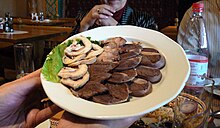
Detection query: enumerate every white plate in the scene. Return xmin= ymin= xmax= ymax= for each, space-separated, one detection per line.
xmin=41 ymin=25 xmax=190 ymax=119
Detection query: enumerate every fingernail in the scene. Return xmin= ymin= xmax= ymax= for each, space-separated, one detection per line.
xmin=105 ymin=16 xmax=108 ymax=18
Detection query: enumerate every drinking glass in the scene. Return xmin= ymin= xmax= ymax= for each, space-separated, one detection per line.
xmin=14 ymin=43 xmax=35 ymax=79
xmin=172 ymin=77 xmax=213 ymax=128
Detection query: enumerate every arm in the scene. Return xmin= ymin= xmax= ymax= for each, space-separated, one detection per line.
xmin=0 ymin=69 xmax=62 ymax=128
xmin=71 ymin=4 xmax=116 ymax=35
xmin=57 ymin=111 xmax=141 ymax=128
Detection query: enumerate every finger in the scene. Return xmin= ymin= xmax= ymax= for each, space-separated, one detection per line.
xmin=35 ymin=104 xmax=63 ymax=125
xmin=99 ymin=4 xmax=116 ymax=13
xmin=0 ymin=77 xmax=42 ymax=97
xmin=97 ymin=8 xmax=114 ymax=17
xmin=16 ymin=68 xmax=42 ymax=82
xmin=58 ymin=112 xmax=141 ymax=128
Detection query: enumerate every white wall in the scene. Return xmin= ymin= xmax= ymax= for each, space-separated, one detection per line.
xmin=0 ymin=0 xmax=28 ymax=18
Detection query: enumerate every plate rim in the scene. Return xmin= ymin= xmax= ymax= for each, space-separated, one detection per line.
xmin=41 ymin=25 xmax=190 ymax=119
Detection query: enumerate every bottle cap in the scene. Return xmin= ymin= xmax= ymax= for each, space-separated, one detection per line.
xmin=192 ymin=2 xmax=204 ymax=12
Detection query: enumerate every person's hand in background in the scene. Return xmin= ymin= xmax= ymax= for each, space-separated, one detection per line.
xmin=57 ymin=111 xmax=141 ymax=128
xmin=0 ymin=69 xmax=62 ymax=128
xmin=79 ymin=4 xmax=116 ymax=32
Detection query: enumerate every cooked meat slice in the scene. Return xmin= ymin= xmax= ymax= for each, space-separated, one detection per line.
xmin=89 ymin=72 xmax=112 ymax=82
xmin=115 ymin=56 xmax=142 ymax=71
xmin=97 ymin=48 xmax=120 ymax=62
xmin=58 ymin=64 xmax=88 ymax=80
xmin=120 ymin=51 xmax=140 ymax=60
xmin=107 ymin=68 xmax=137 ymax=83
xmin=106 ymin=83 xmax=129 ymax=100
xmin=61 ymin=71 xmax=90 ymax=90
xmin=120 ymin=44 xmax=143 ymax=54
xmin=92 ymin=83 xmax=129 ymax=105
xmin=136 ymin=65 xmax=162 ymax=83
xmin=101 ymin=37 xmax=126 ymax=48
xmin=140 ymin=48 xmax=166 ymax=69
xmin=89 ymin=62 xmax=119 ymax=73
xmin=77 ymin=81 xmax=108 ymax=99
xmin=64 ymin=36 xmax=92 ymax=56
xmin=129 ymin=78 xmax=152 ymax=97
xmin=92 ymin=94 xmax=125 ymax=105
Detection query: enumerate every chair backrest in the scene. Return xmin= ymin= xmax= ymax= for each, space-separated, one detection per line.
xmin=65 ymin=0 xmax=178 ymax=30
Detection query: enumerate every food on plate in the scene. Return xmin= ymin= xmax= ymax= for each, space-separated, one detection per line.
xmin=42 ymin=36 xmax=166 ymax=105
xmin=107 ymin=68 xmax=137 ymax=84
xmin=140 ymin=48 xmax=166 ymax=69
xmin=58 ymin=64 xmax=88 ymax=79
xmin=129 ymin=78 xmax=152 ymax=97
xmin=136 ymin=65 xmax=162 ymax=83
xmin=114 ymin=56 xmax=142 ymax=71
xmin=93 ymin=83 xmax=130 ymax=105
xmin=64 ymin=36 xmax=92 ymax=56
xmin=61 ymin=71 xmax=90 ymax=90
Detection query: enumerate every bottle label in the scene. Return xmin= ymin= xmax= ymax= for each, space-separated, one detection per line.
xmin=186 ymin=54 xmax=208 ymax=85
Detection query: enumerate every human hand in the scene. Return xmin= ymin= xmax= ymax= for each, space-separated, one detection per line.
xmin=57 ymin=111 xmax=141 ymax=128
xmin=79 ymin=4 xmax=116 ymax=32
xmin=96 ymin=16 xmax=118 ymax=26
xmin=0 ymin=69 xmax=62 ymax=128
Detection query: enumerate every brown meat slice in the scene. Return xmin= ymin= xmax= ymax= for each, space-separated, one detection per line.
xmin=140 ymin=48 xmax=166 ymax=69
xmin=129 ymin=78 xmax=152 ymax=97
xmin=106 ymin=83 xmax=129 ymax=100
xmin=92 ymin=83 xmax=129 ymax=105
xmin=89 ymin=72 xmax=111 ymax=82
xmin=89 ymin=62 xmax=119 ymax=73
xmin=101 ymin=37 xmax=126 ymax=48
xmin=115 ymin=56 xmax=142 ymax=71
xmin=107 ymin=68 xmax=137 ymax=83
xmin=136 ymin=65 xmax=162 ymax=83
xmin=120 ymin=44 xmax=143 ymax=54
xmin=77 ymin=81 xmax=108 ymax=99
xmin=120 ymin=51 xmax=140 ymax=60
xmin=92 ymin=94 xmax=124 ymax=105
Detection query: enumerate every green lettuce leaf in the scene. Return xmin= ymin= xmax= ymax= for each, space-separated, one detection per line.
xmin=42 ymin=41 xmax=72 ymax=82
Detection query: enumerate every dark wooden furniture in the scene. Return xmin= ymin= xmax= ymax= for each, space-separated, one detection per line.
xmin=0 ymin=25 xmax=70 ymax=43
xmin=160 ymin=26 xmax=178 ymax=41
xmin=13 ymin=18 xmax=76 ymax=27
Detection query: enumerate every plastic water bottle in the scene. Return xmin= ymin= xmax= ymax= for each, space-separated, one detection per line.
xmin=181 ymin=2 xmax=209 ymax=86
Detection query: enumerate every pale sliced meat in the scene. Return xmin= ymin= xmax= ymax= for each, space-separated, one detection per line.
xmin=58 ymin=64 xmax=88 ymax=80
xmin=61 ymin=71 xmax=90 ymax=90
xmin=64 ymin=36 xmax=92 ymax=56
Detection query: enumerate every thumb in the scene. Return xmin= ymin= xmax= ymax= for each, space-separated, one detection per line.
xmin=26 ymin=104 xmax=63 ymax=127
xmin=35 ymin=104 xmax=62 ymax=124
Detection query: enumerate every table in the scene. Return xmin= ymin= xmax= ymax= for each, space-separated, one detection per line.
xmin=0 ymin=25 xmax=71 ymax=43
xmin=0 ymin=25 xmax=73 ymax=79
xmin=13 ymin=18 xmax=76 ymax=27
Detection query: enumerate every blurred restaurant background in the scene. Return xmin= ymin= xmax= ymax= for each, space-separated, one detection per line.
xmin=0 ymin=0 xmax=199 ymax=83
